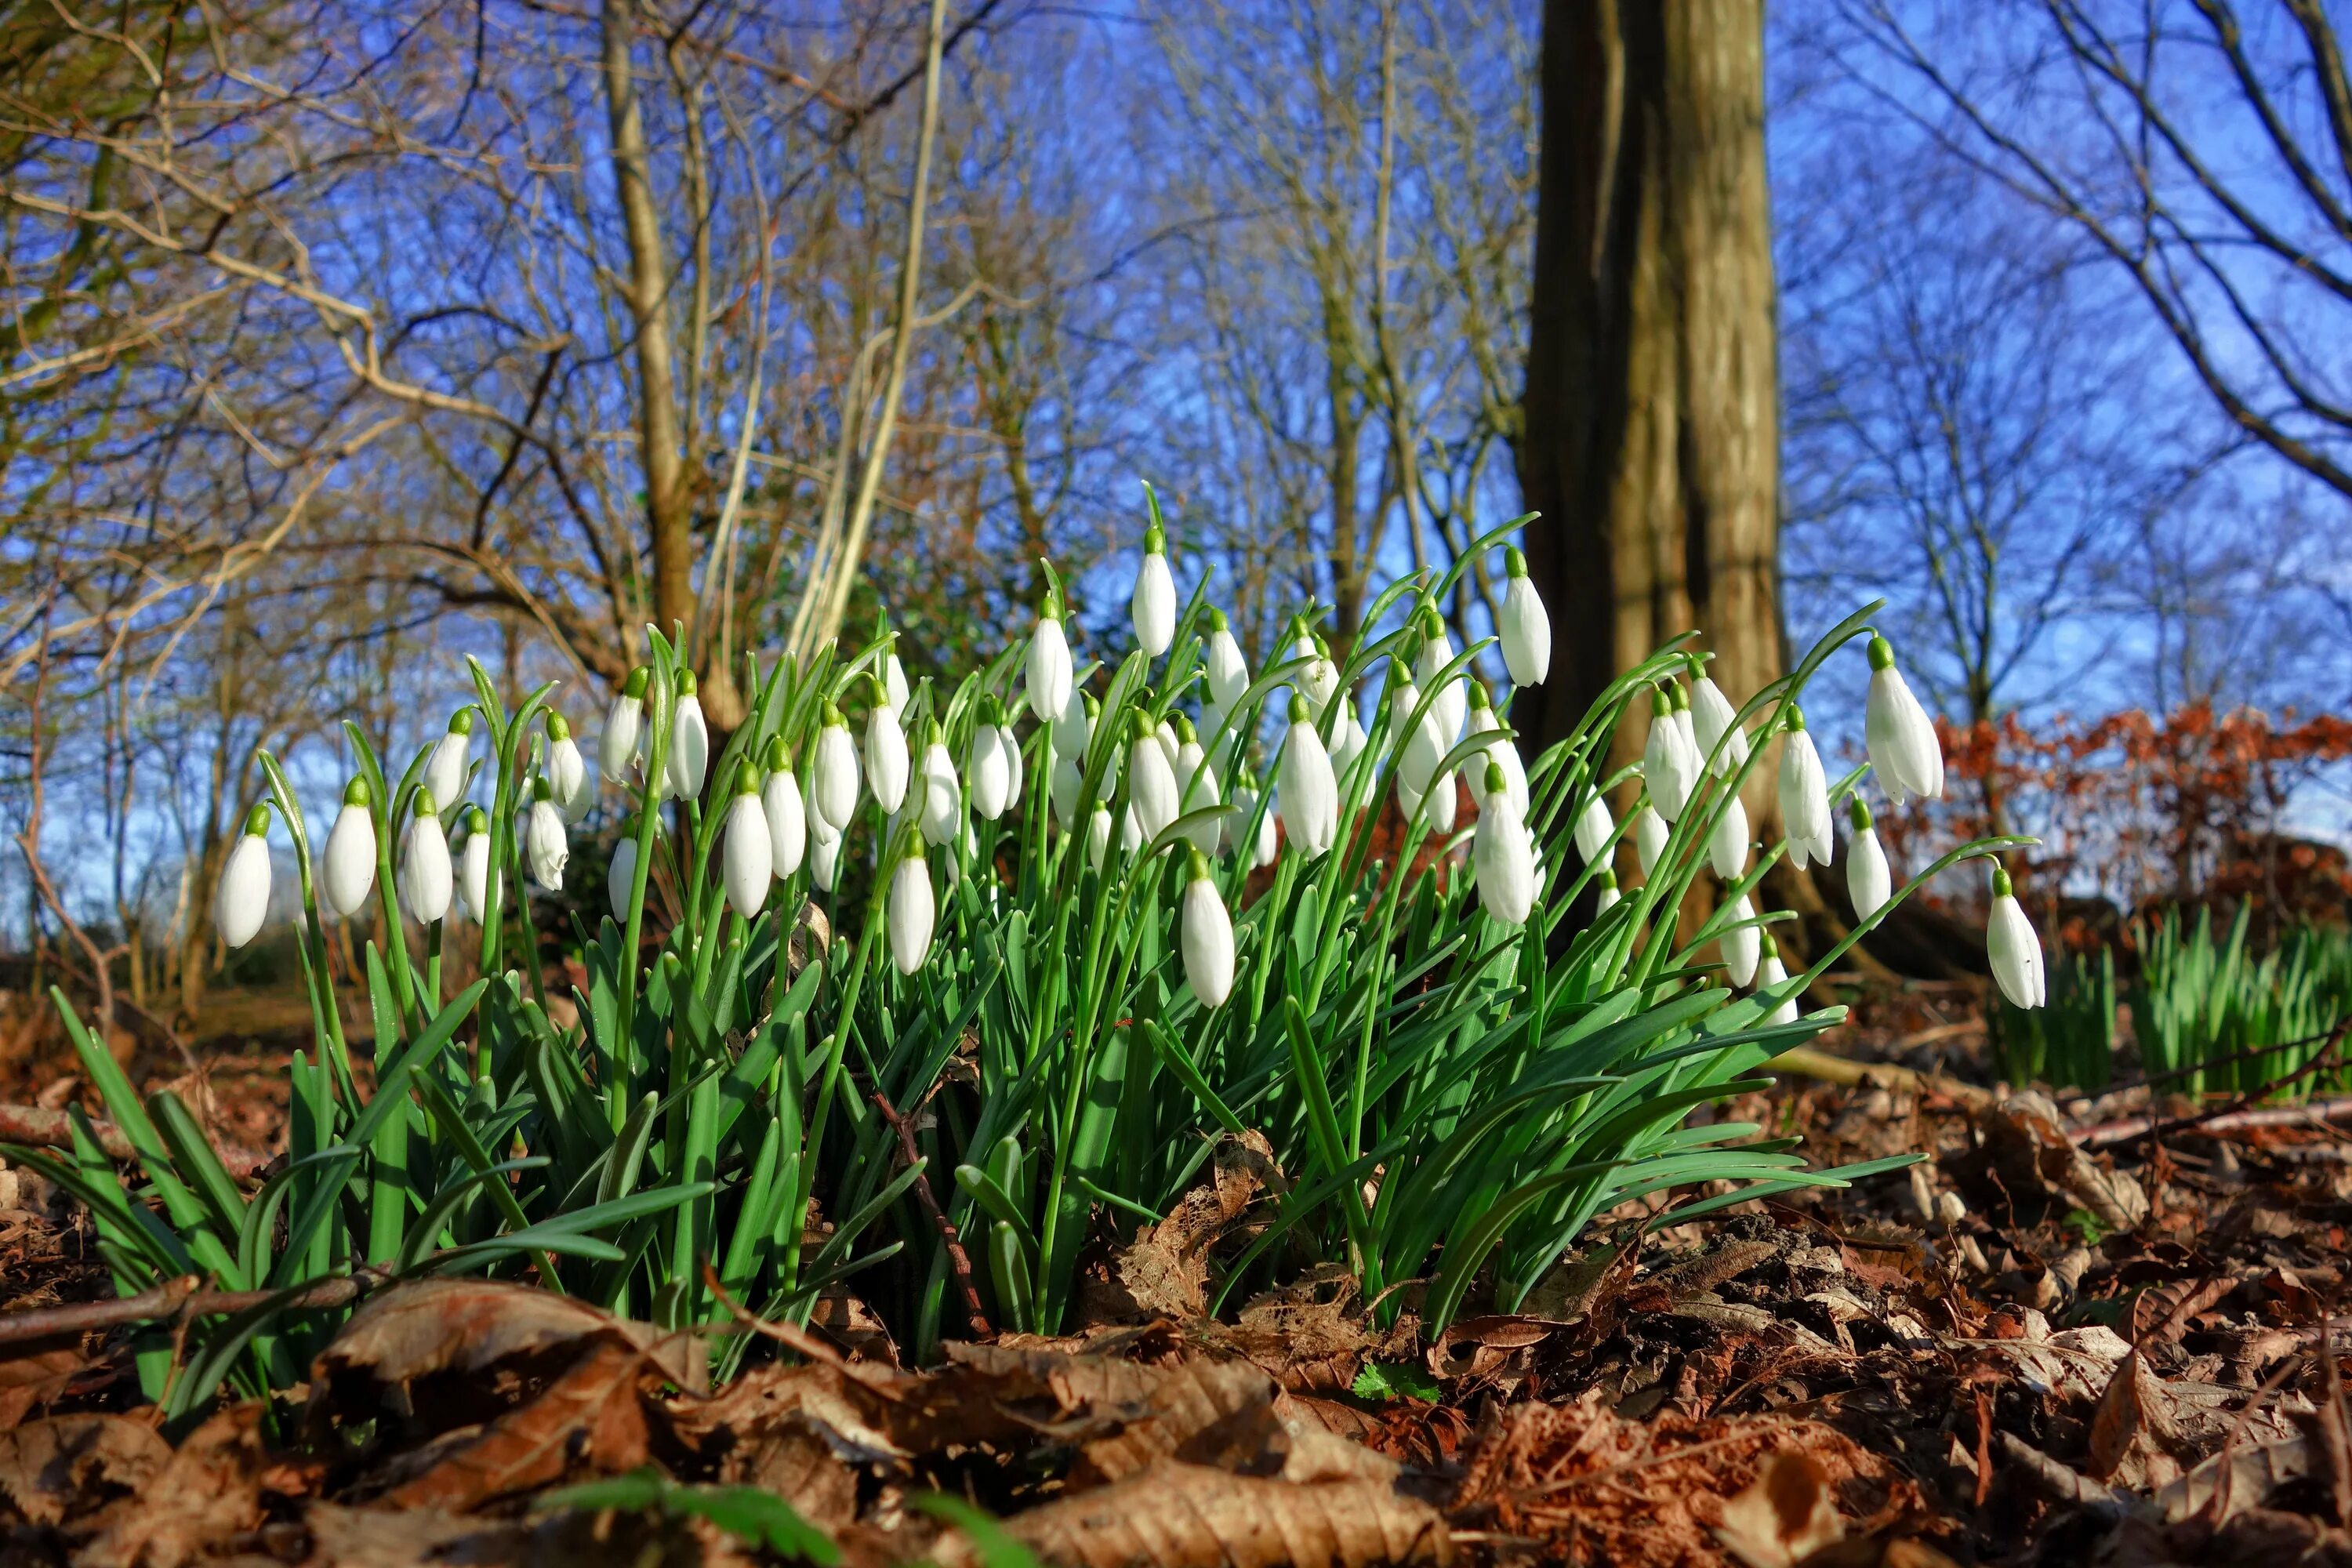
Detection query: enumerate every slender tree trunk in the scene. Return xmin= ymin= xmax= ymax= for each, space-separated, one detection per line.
xmin=1514 ymin=0 xmax=1782 ymax=765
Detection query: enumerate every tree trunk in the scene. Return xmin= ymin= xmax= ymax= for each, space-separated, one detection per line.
xmin=1513 ymin=0 xmax=1781 ymax=765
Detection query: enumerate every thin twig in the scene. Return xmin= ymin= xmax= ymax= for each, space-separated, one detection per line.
xmin=2078 ymin=1018 xmax=2352 ymax=1149
xmin=0 ymin=1269 xmax=380 ymax=1348
xmin=0 ymin=1104 xmax=268 ymax=1174
xmin=870 ymin=1087 xmax=991 ymax=1339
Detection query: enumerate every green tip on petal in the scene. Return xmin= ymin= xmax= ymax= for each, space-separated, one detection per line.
xmin=241 ymin=802 xmax=272 ymax=837
xmin=763 ymin=735 xmax=789 ymax=771
xmin=1785 ymin=703 xmax=1808 ymax=734
xmin=1650 ymin=687 xmax=1672 ymax=717
xmin=1849 ymin=795 xmax=1873 ymax=829
xmin=1485 ymin=760 xmax=1508 ymax=794
xmin=545 ymin=710 xmax=571 ymax=742
xmin=464 ymin=805 xmax=488 ymax=833
xmin=1598 ymin=868 xmax=1617 ymax=890
xmin=412 ymin=789 xmax=439 ymax=819
xmin=1187 ymin=845 xmax=1212 ymax=881
xmin=1287 ymin=694 xmax=1311 ymax=724
xmin=1990 ymin=864 xmax=2014 ymax=898
xmin=675 ymin=667 xmax=699 ymax=697
xmin=622 ymin=666 xmax=650 ymax=699
xmin=1867 ymin=634 xmax=1895 ymax=671
xmin=821 ymin=699 xmax=844 ymax=727
xmin=342 ymin=777 xmax=371 ymax=808
xmin=1144 ymin=525 xmax=1165 ymax=554
xmin=737 ymin=763 xmax=761 ymax=794
xmin=1172 ymin=712 xmax=1196 ymax=743
xmin=532 ymin=776 xmax=553 ymax=802
xmin=447 ymin=708 xmax=475 ymax=735
xmin=1504 ymin=546 xmax=1528 ymax=578
xmin=1207 ymin=607 xmax=1229 ymax=631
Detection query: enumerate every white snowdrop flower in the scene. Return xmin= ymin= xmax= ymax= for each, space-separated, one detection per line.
xmin=884 ymin=649 xmax=910 ymax=715
xmin=1027 ymin=593 xmax=1073 ymax=723
xmin=1120 ymin=804 xmax=1143 ymax=855
xmin=1720 ymin=894 xmax=1760 ymax=987
xmin=760 ymin=739 xmax=805 ymax=877
xmin=968 ymin=702 xmax=1014 ymax=822
xmin=1864 ymin=634 xmax=1944 ymax=804
xmin=1204 ymin=608 xmax=1249 ymax=709
xmin=887 ymin=838 xmax=936 ymax=975
xmin=720 ymin=768 xmax=772 ymax=920
xmin=1497 ymin=546 xmax=1550 ymax=688
xmin=998 ymin=720 xmax=1024 ymax=811
xmin=1688 ymin=661 xmax=1749 ymax=778
xmin=1131 ymin=525 xmax=1177 ymax=657
xmin=524 ymin=779 xmax=569 ymax=891
xmin=1278 ymin=695 xmax=1339 ymax=859
xmin=1087 ymin=805 xmax=1114 ymax=872
xmin=1756 ymin=934 xmax=1798 ymax=1025
xmin=1671 ymin=683 xmax=1699 ymax=772
xmin=398 ymin=790 xmax=455 ymax=924
xmin=1846 ymin=797 xmax=1891 ymax=922
xmin=1414 ymin=612 xmax=1465 ymax=753
xmin=668 ymin=670 xmax=710 ymax=802
xmin=811 ymin=702 xmax=860 ymax=832
xmin=1304 ymin=634 xmax=1340 ymax=717
xmin=1129 ymin=712 xmax=1180 ymax=846
xmin=321 ymin=779 xmax=377 ymax=919
xmin=1642 ymin=687 xmax=1698 ymax=822
xmin=1330 ymin=702 xmax=1369 ymax=783
xmin=1464 ymin=684 xmax=1529 ymax=818
xmin=1474 ymin=762 xmax=1537 ymax=925
xmin=1777 ymin=706 xmax=1834 ymax=870
xmin=1386 ymin=667 xmax=1425 ymax=767
xmin=459 ymin=806 xmax=495 ymax=924
xmin=1250 ymin=787 xmax=1280 ymax=869
xmin=1634 ymin=800 xmax=1669 ymax=877
xmin=546 ymin=712 xmax=593 ymax=825
xmin=1708 ymin=792 xmax=1751 ymax=882
xmin=607 ymin=829 xmax=640 ymax=924
xmin=1426 ymin=770 xmax=1458 ymax=833
xmin=1573 ymin=790 xmax=1614 ymax=863
xmin=1986 ymin=864 xmax=2045 ymax=1009
xmin=600 ymin=667 xmax=648 ymax=784
xmin=423 ymin=710 xmax=474 ymax=816
xmin=1054 ymin=688 xmax=1093 ymax=762
xmin=1593 ymin=869 xmax=1621 ymax=916
xmin=864 ymin=684 xmax=909 ymax=815
xmin=1399 ymin=691 xmax=1448 ymax=801
xmin=1050 ymin=745 xmax=1085 ymax=829
xmin=1181 ymin=848 xmax=1236 ymax=1006
xmin=918 ymin=724 xmax=961 ymax=848
xmin=214 ymin=804 xmax=273 ymax=949
xmin=1155 ymin=717 xmax=1181 ymax=775
xmin=810 ymin=816 xmax=844 ymax=893
xmin=1172 ymin=715 xmax=1221 ymax=854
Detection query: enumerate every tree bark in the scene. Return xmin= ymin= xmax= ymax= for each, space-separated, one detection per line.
xmin=1514 ymin=0 xmax=1782 ymax=766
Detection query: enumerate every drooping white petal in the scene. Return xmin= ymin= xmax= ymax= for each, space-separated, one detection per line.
xmin=1594 ymin=873 xmax=1622 ymax=916
xmin=214 ymin=829 xmax=272 ymax=949
xmin=423 ymin=726 xmax=470 ymax=815
xmin=1414 ymin=624 xmax=1465 ymax=754
xmin=884 ymin=652 xmax=910 ymax=714
xmin=1864 ymin=638 xmax=1945 ymax=804
xmin=549 ymin=733 xmax=593 ymax=824
xmin=600 ymin=681 xmax=646 ymax=783
xmin=1474 ymin=779 xmax=1537 ymax=924
xmin=887 ymin=848 xmax=936 ymax=975
xmin=1643 ymin=693 xmax=1698 ymax=822
xmin=1720 ymin=895 xmax=1760 ymax=987
xmin=525 ymin=797 xmax=569 ymax=891
xmin=1176 ymin=737 xmax=1220 ymax=853
xmin=810 ymin=818 xmax=844 ymax=892
xmin=1573 ymin=792 xmax=1615 ymax=863
xmin=1205 ymin=616 xmax=1249 ymax=709
xmin=1087 ymin=805 xmax=1113 ymax=871
xmin=1757 ymin=943 xmax=1797 ymax=1025
xmin=865 ymin=702 xmax=909 ymax=815
xmin=1498 ymin=548 xmax=1551 ymax=688
xmin=669 ymin=692 xmax=710 ymax=801
xmin=322 ymin=800 xmax=377 ymax=918
xmin=1028 ymin=614 xmax=1073 ymax=723
xmin=1690 ymin=674 xmax=1749 ymax=779
xmin=919 ymin=740 xmax=960 ymax=848
xmin=720 ymin=789 xmax=772 ymax=919
xmin=1634 ymin=801 xmax=1669 ymax=877
xmin=460 ymin=824 xmax=495 ymax=923
xmin=1847 ymin=810 xmax=1891 ymax=922
xmin=1132 ymin=541 xmax=1176 ymax=656
xmin=1181 ymin=858 xmax=1236 ymax=1007
xmin=1708 ymin=793 xmax=1751 ymax=882
xmin=813 ymin=717 xmax=860 ymax=831
xmin=1053 ymin=688 xmax=1091 ymax=759
xmin=1777 ymin=721 xmax=1834 ymax=870
xmin=1129 ymin=720 xmax=1181 ymax=848
xmin=998 ymin=724 xmax=1024 ymax=811
xmin=1425 ymin=770 xmax=1458 ymax=833
xmin=970 ymin=724 xmax=1013 ymax=821
xmin=1987 ymin=870 xmax=2045 ymax=1008
xmin=764 ymin=768 xmax=806 ymax=877
xmin=608 ymin=836 xmax=639 ymax=924
xmin=398 ymin=811 xmax=454 ymax=924
xmin=1276 ymin=700 xmax=1339 ymax=858
xmin=1050 ymin=745 xmax=1085 ymax=829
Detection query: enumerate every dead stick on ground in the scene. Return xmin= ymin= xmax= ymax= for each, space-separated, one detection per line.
xmin=2076 ymin=1095 xmax=2352 ymax=1149
xmin=870 ymin=1087 xmax=990 ymax=1339
xmin=0 ymin=1272 xmax=378 ymax=1348
xmin=1766 ymin=1045 xmax=1993 ymax=1108
xmin=0 ymin=1104 xmax=268 ymax=1174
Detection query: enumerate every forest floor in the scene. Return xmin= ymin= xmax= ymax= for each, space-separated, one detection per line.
xmin=2 ymin=985 xmax=2350 ymax=1567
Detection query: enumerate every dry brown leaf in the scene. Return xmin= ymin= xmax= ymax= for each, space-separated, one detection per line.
xmin=0 ymin=1339 xmax=86 ymax=1428
xmin=78 ymin=1401 xmax=268 ymax=1568
xmin=1102 ymin=1133 xmax=1279 ymax=1321
xmin=313 ymin=1276 xmax=706 ymax=1402
xmin=379 ymin=1338 xmax=652 ymax=1512
xmin=2087 ymin=1349 xmax=2183 ymax=1488
xmin=1715 ymin=1451 xmax=1843 ymax=1568
xmin=1074 ymin=1358 xmax=1285 ymax=1484
xmin=1977 ymin=1093 xmax=2149 ymax=1231
xmin=0 ymin=1413 xmax=169 ymax=1526
xmin=2154 ymin=1434 xmax=2317 ymax=1525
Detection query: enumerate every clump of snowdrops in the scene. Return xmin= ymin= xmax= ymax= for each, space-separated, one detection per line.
xmin=19 ymin=501 xmax=2040 ymax=1419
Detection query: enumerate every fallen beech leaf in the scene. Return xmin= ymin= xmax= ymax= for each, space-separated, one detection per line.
xmin=0 ymin=1340 xmax=86 ymax=1428
xmin=314 ymin=1277 xmax=706 ymax=1401
xmin=0 ymin=1413 xmax=169 ymax=1526
xmin=2155 ymin=1434 xmax=2316 ymax=1524
xmin=380 ymin=1338 xmax=652 ymax=1512
xmin=78 ymin=1402 xmax=268 ymax=1568
xmin=2087 ymin=1349 xmax=2182 ymax=1486
xmin=1075 ymin=1359 xmax=1285 ymax=1483
xmin=1103 ymin=1132 xmax=1279 ymax=1320
xmin=1715 ymin=1451 xmax=1842 ymax=1568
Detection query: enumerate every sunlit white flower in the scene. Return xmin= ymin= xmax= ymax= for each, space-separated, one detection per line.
xmin=887 ymin=839 xmax=936 ymax=975
xmin=998 ymin=720 xmax=1024 ymax=811
xmin=1688 ymin=661 xmax=1749 ymax=778
xmin=1987 ymin=864 xmax=2045 ymax=1009
xmin=1087 ymin=805 xmax=1114 ymax=872
xmin=1132 ymin=526 xmax=1176 ymax=656
xmin=1846 ymin=797 xmax=1890 ymax=922
xmin=459 ymin=806 xmax=495 ymax=923
xmin=322 ymin=779 xmax=376 ymax=919
xmin=1777 ymin=706 xmax=1833 ymax=870
xmin=884 ymin=650 xmax=910 ymax=714
xmin=1154 ymin=717 xmax=1181 ymax=775
xmin=1414 ymin=611 xmax=1465 ymax=753
xmin=720 ymin=770 xmax=772 ymax=920
xmin=1425 ymin=770 xmax=1458 ymax=833
xmin=1634 ymin=800 xmax=1669 ymax=877
xmin=1757 ymin=934 xmax=1797 ymax=1025
xmin=1864 ymin=634 xmax=1944 ymax=804
xmin=1278 ymin=695 xmax=1339 ymax=858
xmin=811 ymin=816 xmax=844 ymax=893
xmin=423 ymin=710 xmax=474 ymax=816
xmin=1720 ymin=894 xmax=1760 ymax=987
xmin=608 ymin=826 xmax=640 ymax=924
xmin=1054 ymin=688 xmax=1093 ymax=761
xmin=761 ymin=739 xmax=805 ymax=877
xmin=1464 ymin=684 xmax=1528 ymax=818
xmin=1498 ymin=546 xmax=1550 ymax=688
xmin=399 ymin=790 xmax=455 ymax=923
xmin=1643 ymin=687 xmax=1699 ymax=822
xmin=546 ymin=713 xmax=593 ymax=824
xmin=668 ymin=670 xmax=710 ymax=802
xmin=1028 ymin=593 xmax=1073 ymax=723
xmin=969 ymin=703 xmax=1014 ymax=822
xmin=1330 ymin=703 xmax=1368 ymax=783
xmin=1474 ymin=762 xmax=1537 ymax=924
xmin=214 ymin=804 xmax=273 ymax=949
xmin=1204 ymin=608 xmax=1249 ymax=709
xmin=1671 ymin=683 xmax=1699 ymax=774
xmin=811 ymin=702 xmax=859 ymax=832
xmin=1386 ymin=662 xmax=1425 ymax=767
xmin=1181 ymin=848 xmax=1236 ymax=1006
xmin=1708 ymin=791 xmax=1751 ymax=882
xmin=865 ymin=685 xmax=909 ymax=815
xmin=1573 ymin=790 xmax=1614 ymax=863
xmin=600 ymin=667 xmax=648 ymax=783
xmin=1250 ymin=786 xmax=1279 ymax=868
xmin=1129 ymin=712 xmax=1180 ymax=846
xmin=1304 ymin=634 xmax=1340 ymax=716
xmin=1050 ymin=745 xmax=1086 ymax=829
xmin=918 ymin=724 xmax=961 ymax=847
xmin=1173 ymin=715 xmax=1221 ymax=853
xmin=525 ymin=779 xmax=568 ymax=891
xmin=1594 ymin=868 xmax=1621 ymax=916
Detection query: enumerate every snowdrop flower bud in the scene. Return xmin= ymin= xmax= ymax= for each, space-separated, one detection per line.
xmin=1305 ymin=634 xmax=1340 ymax=716
xmin=1465 ymin=684 xmax=1528 ymax=817
xmin=1028 ymin=590 xmax=1073 ymax=723
xmin=1250 ymin=787 xmax=1279 ymax=869
xmin=608 ymin=826 xmax=641 ymax=924
xmin=1777 ymin=706 xmax=1833 ymax=870
xmin=1687 ymin=659 xmax=1748 ymax=778
xmin=1054 ymin=687 xmax=1092 ymax=761
xmin=423 ymin=710 xmax=474 ymax=816
xmin=1204 ymin=608 xmax=1249 ymax=709
xmin=1474 ymin=762 xmax=1536 ymax=925
xmin=811 ymin=701 xmax=860 ymax=832
xmin=399 ymin=790 xmax=454 ymax=923
xmin=1634 ymin=800 xmax=1669 ymax=877
xmin=1986 ymin=865 xmax=2045 ymax=1009
xmin=1050 ymin=745 xmax=1085 ymax=828
xmin=1154 ymin=717 xmax=1181 ymax=774
xmin=1181 ymin=848 xmax=1236 ymax=1006
xmin=1426 ymin=770 xmax=1458 ymax=833
xmin=884 ymin=649 xmax=910 ymax=715
xmin=1846 ymin=797 xmax=1890 ymax=921
xmin=525 ymin=777 xmax=569 ymax=891
xmin=760 ymin=738 xmax=805 ymax=877
xmin=322 ymin=779 xmax=376 ymax=918
xmin=459 ymin=806 xmax=494 ymax=923
xmin=1756 ymin=933 xmax=1797 ymax=1025
xmin=1594 ymin=868 xmax=1621 ymax=916
xmin=918 ymin=724 xmax=960 ymax=848
xmin=601 ymin=667 xmax=649 ymax=783
xmin=1173 ymin=716 xmax=1221 ymax=853
xmin=999 ymin=718 xmax=1024 ymax=811
xmin=721 ymin=768 xmax=772 ymax=920
xmin=1330 ymin=703 xmax=1368 ymax=782
xmin=1131 ymin=525 xmax=1176 ymax=657
xmin=1414 ymin=612 xmax=1464 ymax=748
xmin=1671 ymin=682 xmax=1698 ymax=765
xmin=1129 ymin=711 xmax=1180 ymax=846
xmin=1498 ymin=546 xmax=1551 ymax=687
xmin=1087 ymin=805 xmax=1113 ymax=871
xmin=1720 ymin=894 xmax=1760 ymax=986
xmin=887 ymin=838 xmax=936 ymax=975
xmin=810 ymin=816 xmax=844 ymax=893
xmin=1121 ymin=802 xmax=1145 ymax=855
xmin=1385 ymin=645 xmax=1424 ymax=764
xmin=1864 ymin=635 xmax=1944 ymax=804
xmin=863 ymin=683 xmax=910 ymax=814
xmin=1573 ymin=790 xmax=1614 ymax=863
xmin=214 ymin=804 xmax=273 ymax=949
xmin=969 ymin=702 xmax=1014 ymax=821
xmin=669 ymin=669 xmax=710 ymax=801
xmin=1278 ymin=695 xmax=1339 ymax=859
xmin=546 ymin=712 xmax=593 ymax=824
xmin=1643 ymin=687 xmax=1697 ymax=822
xmin=1708 ymin=792 xmax=1751 ymax=882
